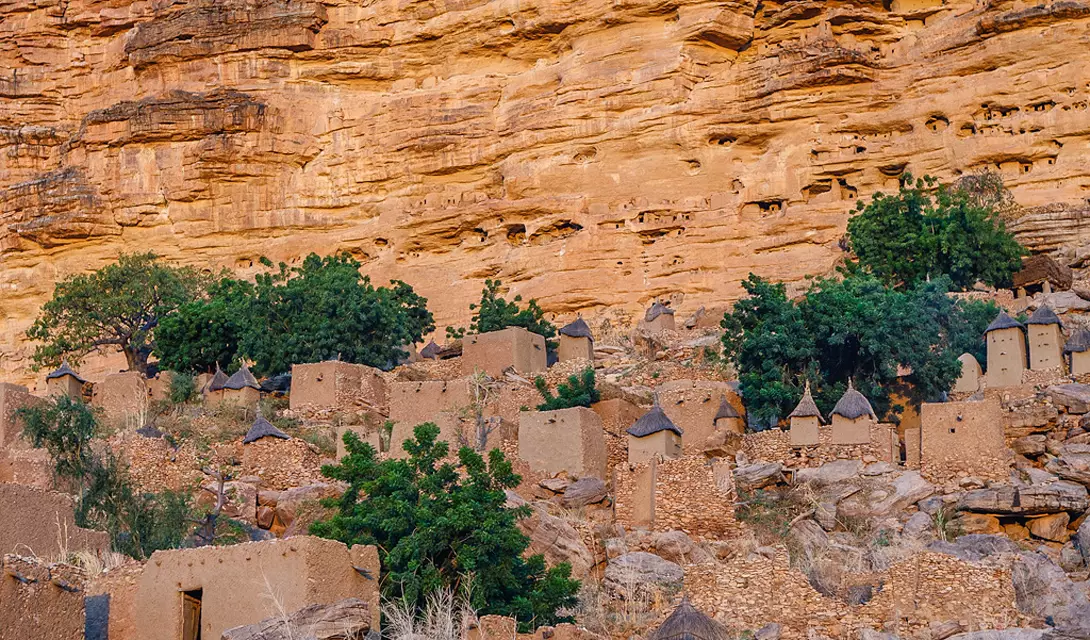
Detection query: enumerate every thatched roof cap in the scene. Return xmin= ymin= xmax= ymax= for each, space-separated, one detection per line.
xmin=1027 ymin=305 xmax=1062 ymax=327
xmin=243 ymin=414 xmax=290 ymax=444
xmin=46 ymin=359 xmax=85 ymax=383
xmin=627 ymin=404 xmax=683 ymax=437
xmin=648 ymin=597 xmax=730 ymax=640
xmin=714 ymin=397 xmax=739 ymax=420
xmin=1065 ymin=328 xmax=1090 ymax=353
xmin=206 ymin=364 xmax=229 ymax=392
xmin=788 ymin=383 xmax=823 ymax=423
xmin=559 ymin=317 xmax=594 ymax=341
xmin=645 ymin=302 xmax=675 ymax=322
xmin=831 ymin=381 xmax=877 ymax=421
xmin=985 ymin=311 xmax=1024 ymax=334
xmin=420 ymin=341 xmax=442 ymax=359
xmin=223 ymin=364 xmax=260 ymax=390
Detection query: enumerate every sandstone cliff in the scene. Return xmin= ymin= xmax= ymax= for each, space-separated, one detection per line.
xmin=1 ymin=0 xmax=1089 ymax=381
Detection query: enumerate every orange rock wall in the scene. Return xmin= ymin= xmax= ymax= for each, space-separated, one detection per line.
xmin=2 ymin=0 xmax=1090 ymax=383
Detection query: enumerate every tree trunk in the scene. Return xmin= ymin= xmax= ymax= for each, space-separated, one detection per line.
xmin=123 ymin=346 xmax=150 ymax=375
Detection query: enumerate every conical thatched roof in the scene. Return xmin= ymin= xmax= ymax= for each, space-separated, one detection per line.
xmin=46 ymin=359 xmax=85 ymax=383
xmin=1065 ymin=328 xmax=1090 ymax=353
xmin=419 ymin=341 xmax=441 ymax=359
xmin=223 ymin=363 xmax=260 ymax=390
xmin=648 ymin=596 xmax=730 ymax=640
xmin=831 ymin=381 xmax=877 ymax=420
xmin=1027 ymin=305 xmax=1062 ymax=327
xmin=627 ymin=404 xmax=683 ymax=437
xmin=788 ymin=383 xmax=823 ymax=423
xmin=645 ymin=301 xmax=675 ymax=322
xmin=714 ymin=397 xmax=739 ymax=420
xmin=985 ymin=311 xmax=1024 ymax=334
xmin=243 ymin=414 xmax=290 ymax=444
xmin=559 ymin=317 xmax=594 ymax=341
xmin=206 ymin=364 xmax=229 ymax=392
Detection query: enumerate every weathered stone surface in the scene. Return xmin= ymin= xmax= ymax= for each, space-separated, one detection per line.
xmin=1045 ymin=447 xmax=1090 ymax=487
xmin=518 ymin=503 xmax=595 ymax=578
xmin=837 ymin=471 xmax=935 ymax=519
xmin=221 ymin=598 xmax=370 ymax=640
xmin=958 ymin=482 xmax=1089 ymax=515
xmin=604 ymin=552 xmax=683 ymax=599
xmin=945 ymin=631 xmax=1047 ymax=640
xmin=795 ymin=460 xmax=863 ymax=487
xmin=3 ymin=0 xmax=1090 ymax=386
xmin=734 ymin=462 xmax=785 ymax=491
xmin=561 ymin=477 xmax=608 ymax=508
xmin=953 ymin=513 xmax=1003 ymax=536
xmin=1012 ymin=435 xmax=1047 ymax=457
xmin=652 ymin=530 xmax=712 ymax=564
xmin=1026 ymin=512 xmax=1070 ymax=542
xmin=1011 ymin=552 xmax=1090 ymax=635
xmin=1079 ymin=516 xmax=1090 ymax=566
xmin=928 ymin=534 xmax=1021 ymax=562
xmin=1048 ymin=384 xmax=1090 ymax=414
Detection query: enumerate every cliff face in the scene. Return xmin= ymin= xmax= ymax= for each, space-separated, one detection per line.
xmin=1 ymin=0 xmax=1089 ymax=379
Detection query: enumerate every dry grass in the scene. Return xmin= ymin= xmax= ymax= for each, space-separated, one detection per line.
xmin=383 ymin=588 xmax=479 ymax=640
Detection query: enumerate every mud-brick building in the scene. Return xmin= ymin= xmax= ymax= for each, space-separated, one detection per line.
xmin=626 ymin=404 xmax=682 ymax=465
xmin=45 ymin=360 xmax=85 ymax=399
xmin=557 ymin=318 xmax=594 ymax=362
xmin=519 ymin=407 xmax=607 ymax=479
xmin=641 ymin=301 xmax=675 ymax=334
xmin=912 ymin=398 xmax=1007 ymax=484
xmin=985 ymin=312 xmax=1026 ymax=388
xmin=829 ymin=382 xmax=877 ymax=445
xmin=1026 ymin=306 xmax=1063 ymax=371
xmin=1067 ymin=328 xmax=1090 ymax=375
xmin=788 ymin=383 xmax=823 ymax=446
xmin=462 ymin=327 xmax=547 ymax=377
xmin=289 ymin=361 xmax=386 ymax=415
xmin=0 ymin=483 xmax=109 ymax=557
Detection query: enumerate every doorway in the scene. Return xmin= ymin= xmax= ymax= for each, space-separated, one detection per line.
xmin=182 ymin=589 xmax=203 ymax=640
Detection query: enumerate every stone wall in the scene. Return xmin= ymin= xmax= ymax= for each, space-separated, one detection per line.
xmin=614 ymin=456 xmax=739 ymax=540
xmin=742 ymin=424 xmax=898 ymax=470
xmin=657 ymin=380 xmax=740 ymax=454
xmin=0 ymin=555 xmax=86 ymax=640
xmin=240 ymin=438 xmax=324 ymax=490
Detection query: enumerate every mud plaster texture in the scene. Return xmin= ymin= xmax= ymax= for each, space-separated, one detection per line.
xmin=0 ymin=483 xmax=110 ymax=557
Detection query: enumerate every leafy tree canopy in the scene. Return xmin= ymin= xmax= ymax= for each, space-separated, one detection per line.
xmin=846 ymin=172 xmax=1025 ymax=290
xmin=535 ymin=367 xmax=600 ymax=411
xmin=27 ymin=253 xmax=204 ymax=374
xmin=721 ymin=273 xmax=996 ymax=427
xmin=311 ymin=424 xmax=580 ymax=630
xmin=463 ymin=279 xmax=556 ymax=345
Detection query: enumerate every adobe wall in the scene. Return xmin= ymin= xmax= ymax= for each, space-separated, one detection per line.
xmin=614 ymin=456 xmax=738 ymax=540
xmin=789 ymin=416 xmax=820 ymax=446
xmin=830 ymin=416 xmax=873 ymax=445
xmin=240 ymin=438 xmax=324 ymax=490
xmin=0 ymin=555 xmax=86 ymax=640
xmin=919 ymin=399 xmax=1007 ymax=484
xmin=289 ymin=361 xmax=387 ymax=416
xmin=986 ymin=327 xmax=1026 ymax=388
xmin=336 ymin=424 xmax=385 ymax=459
xmin=557 ymin=335 xmax=593 ymax=362
xmin=953 ymin=354 xmax=982 ymax=394
xmin=92 ymin=371 xmax=148 ymax=431
xmin=657 ymin=380 xmax=741 ymax=454
xmin=461 ymin=327 xmax=547 ymax=377
xmin=0 ymin=483 xmax=110 ymax=557
xmin=591 ymin=398 xmax=644 ymax=472
xmin=1028 ymin=324 xmax=1063 ymax=371
xmin=46 ymin=375 xmax=83 ymax=400
xmin=1071 ymin=350 xmax=1090 ymax=375
xmin=389 ymin=379 xmax=472 ymax=456
xmin=86 ymin=563 xmax=144 ymax=640
xmin=742 ymin=424 xmax=898 ymax=470
xmin=640 ymin=314 xmax=675 ymax=334
xmin=134 ymin=537 xmax=380 ymax=640
xmin=518 ymin=407 xmax=607 ymax=479
xmin=627 ymin=430 xmax=681 ymax=465
xmin=684 ymin=549 xmax=1025 ymax=639
xmin=0 ymin=382 xmax=38 ymax=450
xmin=220 ymin=386 xmax=260 ymax=409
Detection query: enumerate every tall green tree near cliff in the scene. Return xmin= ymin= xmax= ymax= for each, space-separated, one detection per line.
xmin=311 ymin=424 xmax=580 ymax=630
xmin=450 ymin=279 xmax=557 ymax=346
xmin=846 ymin=173 xmax=1025 ymax=290
xmin=27 ymin=253 xmax=204 ymax=374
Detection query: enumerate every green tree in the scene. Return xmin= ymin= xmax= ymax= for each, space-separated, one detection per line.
xmin=846 ymin=174 xmax=1025 ymax=290
xmin=468 ymin=280 xmax=556 ymax=346
xmin=311 ymin=424 xmax=580 ymax=630
xmin=535 ymin=367 xmax=600 ymax=411
xmin=27 ymin=253 xmax=204 ymax=374
xmin=155 ymin=278 xmax=251 ymax=373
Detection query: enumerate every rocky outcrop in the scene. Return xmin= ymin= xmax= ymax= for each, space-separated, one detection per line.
xmin=2 ymin=0 xmax=1090 ymax=384
xmin=221 ymin=598 xmax=370 ymax=640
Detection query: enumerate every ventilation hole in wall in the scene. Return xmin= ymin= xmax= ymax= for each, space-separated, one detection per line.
xmin=958 ymin=123 xmax=977 ymax=137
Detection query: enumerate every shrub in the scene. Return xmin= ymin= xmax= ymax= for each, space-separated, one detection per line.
xmin=168 ymin=372 xmax=198 ymax=405
xmin=311 ymin=424 xmax=580 ymax=630
xmin=465 ymin=280 xmax=556 ymax=346
xmin=535 ymin=367 xmax=600 ymax=411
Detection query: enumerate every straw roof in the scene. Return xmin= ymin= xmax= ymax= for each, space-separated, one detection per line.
xmin=419 ymin=341 xmax=442 ymax=359
xmin=645 ymin=302 xmax=675 ymax=322
xmin=46 ymin=359 xmax=85 ymax=383
xmin=714 ymin=397 xmax=739 ymax=420
xmin=831 ymin=381 xmax=877 ymax=421
xmin=648 ymin=597 xmax=730 ymax=640
xmin=559 ymin=317 xmax=594 ymax=341
xmin=985 ymin=311 xmax=1024 ymax=334
xmin=206 ymin=364 xmax=229 ymax=392
xmin=788 ymin=383 xmax=823 ymax=423
xmin=243 ymin=414 xmax=291 ymax=444
xmin=1027 ymin=305 xmax=1062 ymax=327
xmin=223 ymin=363 xmax=260 ymax=390
xmin=627 ymin=404 xmax=683 ymax=437
xmin=1065 ymin=327 xmax=1090 ymax=353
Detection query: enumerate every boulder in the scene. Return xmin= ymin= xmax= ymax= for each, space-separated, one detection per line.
xmin=1059 ymin=541 xmax=1084 ymax=572
xmin=1012 ymin=435 xmax=1047 ymax=457
xmin=518 ymin=504 xmax=595 ymax=578
xmin=904 ymin=511 xmax=933 ymax=538
xmin=539 ymin=477 xmax=571 ymax=494
xmin=1012 ymin=552 xmax=1090 ymax=635
xmin=1005 ymin=405 xmax=1059 ymax=438
xmin=1039 ymin=291 xmax=1089 ymax=313
xmin=1045 ymin=449 xmax=1090 ymax=486
xmin=755 ymin=623 xmax=782 ymax=640
xmin=954 ymin=513 xmax=1002 ymax=535
xmin=256 ymin=505 xmax=275 ymax=530
xmin=1048 ymin=384 xmax=1090 ymax=414
xmin=1027 ymin=513 xmax=1070 ymax=542
xmin=958 ymin=482 xmax=1089 ymax=515
xmin=928 ymin=534 xmax=1021 ymax=562
xmin=652 ymin=530 xmax=712 ymax=564
xmin=929 ymin=621 xmax=965 ymax=640
xmin=1079 ymin=516 xmax=1090 ymax=566
xmin=837 ymin=472 xmax=935 ymax=519
xmin=795 ymin=460 xmax=864 ymax=487
xmin=945 ymin=631 xmax=1047 ymax=640
xmin=200 ymin=480 xmax=257 ymax=521
xmin=221 ymin=598 xmax=370 ymax=640
xmin=561 ymin=477 xmax=607 ymax=508
xmin=274 ymin=483 xmax=339 ymax=529
xmin=734 ymin=462 xmax=785 ymax=491
xmin=604 ymin=552 xmax=683 ymax=599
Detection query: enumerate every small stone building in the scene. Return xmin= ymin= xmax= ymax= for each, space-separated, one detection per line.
xmin=626 ymin=404 xmax=683 ymax=464
xmin=648 ymin=596 xmax=729 ymax=640
xmin=220 ymin=364 xmax=261 ymax=409
xmin=462 ymin=327 xmax=547 ymax=377
xmin=641 ymin=301 xmax=675 ymax=333
xmin=713 ymin=396 xmax=744 ymax=435
xmin=92 ymin=371 xmax=149 ymax=429
xmin=953 ymin=353 xmax=983 ymax=394
xmin=1026 ymin=305 xmax=1063 ymax=371
xmin=658 ymin=380 xmax=739 ymax=453
xmin=829 ymin=382 xmax=876 ymax=445
xmin=916 ymin=398 xmax=1006 ymax=484
xmin=388 ymin=379 xmax=472 ymax=456
xmin=1065 ymin=328 xmax=1090 ymax=375
xmin=614 ymin=455 xmax=738 ymax=539
xmin=1 ymin=483 xmax=109 ymax=557
xmin=788 ymin=383 xmax=823 ymax=446
xmin=243 ymin=414 xmax=290 ymax=444
xmin=202 ymin=364 xmax=229 ymax=403
xmin=289 ymin=361 xmax=387 ymax=415
xmin=557 ymin=318 xmax=594 ymax=362
xmin=985 ymin=311 xmax=1026 ymax=388
xmin=131 ymin=537 xmax=380 ymax=640
xmin=45 ymin=360 xmax=85 ymax=399
xmin=518 ymin=407 xmax=607 ymax=479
